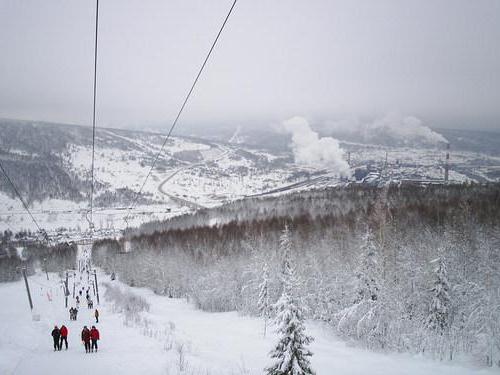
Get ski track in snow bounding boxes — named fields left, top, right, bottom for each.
left=0, top=250, right=496, bottom=375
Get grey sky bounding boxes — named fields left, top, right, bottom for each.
left=1, top=0, right=499, bottom=131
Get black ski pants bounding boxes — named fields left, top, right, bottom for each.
left=53, top=337, right=60, bottom=351
left=60, top=336, right=68, bottom=349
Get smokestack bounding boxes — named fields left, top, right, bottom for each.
left=384, top=151, right=388, bottom=178
left=444, top=143, right=450, bottom=182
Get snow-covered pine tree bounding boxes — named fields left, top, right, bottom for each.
left=426, top=257, right=451, bottom=334
left=337, top=229, right=391, bottom=349
left=266, top=226, right=315, bottom=375
left=356, top=229, right=380, bottom=303
left=258, top=262, right=271, bottom=337
left=279, top=224, right=292, bottom=271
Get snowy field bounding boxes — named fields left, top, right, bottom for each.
left=0, top=269, right=495, bottom=375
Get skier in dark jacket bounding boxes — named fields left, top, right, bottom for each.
left=95, top=309, right=99, bottom=323
left=90, top=326, right=100, bottom=352
left=59, top=325, right=69, bottom=350
left=81, top=326, right=91, bottom=353
left=51, top=326, right=61, bottom=351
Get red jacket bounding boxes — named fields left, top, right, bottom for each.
left=60, top=326, right=68, bottom=337
left=90, top=328, right=100, bottom=340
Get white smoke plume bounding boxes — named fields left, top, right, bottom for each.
left=367, top=112, right=448, bottom=145
left=282, top=116, right=350, bottom=176
left=325, top=112, right=448, bottom=146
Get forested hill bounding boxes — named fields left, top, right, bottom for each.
left=0, top=119, right=88, bottom=203
left=93, top=183, right=500, bottom=364
left=0, top=118, right=163, bottom=205
left=130, top=183, right=500, bottom=237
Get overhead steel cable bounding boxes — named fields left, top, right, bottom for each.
left=0, top=159, right=46, bottom=240
left=124, top=0, right=238, bottom=225
left=89, top=0, right=100, bottom=232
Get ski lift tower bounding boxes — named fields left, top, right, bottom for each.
left=444, top=143, right=450, bottom=182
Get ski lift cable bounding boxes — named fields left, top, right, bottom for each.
left=0, top=159, right=45, bottom=236
left=89, top=0, right=100, bottom=232
left=0, top=2, right=100, bottom=243
left=2, top=1, right=100, bottom=239
left=123, top=0, right=239, bottom=224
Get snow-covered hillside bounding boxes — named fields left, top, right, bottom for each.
left=1, top=269, right=495, bottom=375
left=1, top=119, right=500, bottom=239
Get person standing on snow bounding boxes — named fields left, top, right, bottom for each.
left=90, top=326, right=100, bottom=352
left=95, top=309, right=99, bottom=323
left=51, top=326, right=61, bottom=351
left=81, top=326, right=91, bottom=353
left=59, top=325, right=69, bottom=350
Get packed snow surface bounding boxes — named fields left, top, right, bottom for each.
left=0, top=270, right=494, bottom=374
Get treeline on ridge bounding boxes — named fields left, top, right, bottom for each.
left=93, top=183, right=500, bottom=366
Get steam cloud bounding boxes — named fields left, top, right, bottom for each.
left=283, top=116, right=350, bottom=176
left=327, top=112, right=448, bottom=146
left=367, top=113, right=448, bottom=145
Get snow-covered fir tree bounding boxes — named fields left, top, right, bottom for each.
left=356, top=229, right=380, bottom=303
left=279, top=225, right=292, bottom=271
left=426, top=257, right=451, bottom=334
left=258, top=262, right=271, bottom=337
left=337, top=229, right=392, bottom=349
left=266, top=226, right=315, bottom=375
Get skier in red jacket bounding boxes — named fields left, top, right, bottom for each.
left=59, top=325, right=68, bottom=350
left=90, top=326, right=100, bottom=352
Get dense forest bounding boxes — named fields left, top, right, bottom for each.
left=94, top=183, right=500, bottom=367
left=0, top=230, right=77, bottom=282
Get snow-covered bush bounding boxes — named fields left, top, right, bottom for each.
left=103, top=283, right=150, bottom=321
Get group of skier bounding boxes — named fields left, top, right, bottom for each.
left=73, top=289, right=95, bottom=316
left=68, top=307, right=99, bottom=322
left=69, top=307, right=78, bottom=320
left=77, top=288, right=94, bottom=309
left=81, top=325, right=100, bottom=353
left=50, top=324, right=100, bottom=353
left=50, top=249, right=102, bottom=354
left=51, top=325, right=69, bottom=351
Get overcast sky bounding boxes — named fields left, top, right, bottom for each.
left=1, top=0, right=499, bottom=131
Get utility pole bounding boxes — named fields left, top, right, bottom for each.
left=43, top=257, right=49, bottom=280
left=65, top=271, right=69, bottom=308
left=21, top=268, right=33, bottom=310
left=72, top=274, right=76, bottom=299
left=444, top=143, right=450, bottom=182
left=384, top=151, right=388, bottom=179
left=94, top=270, right=100, bottom=305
